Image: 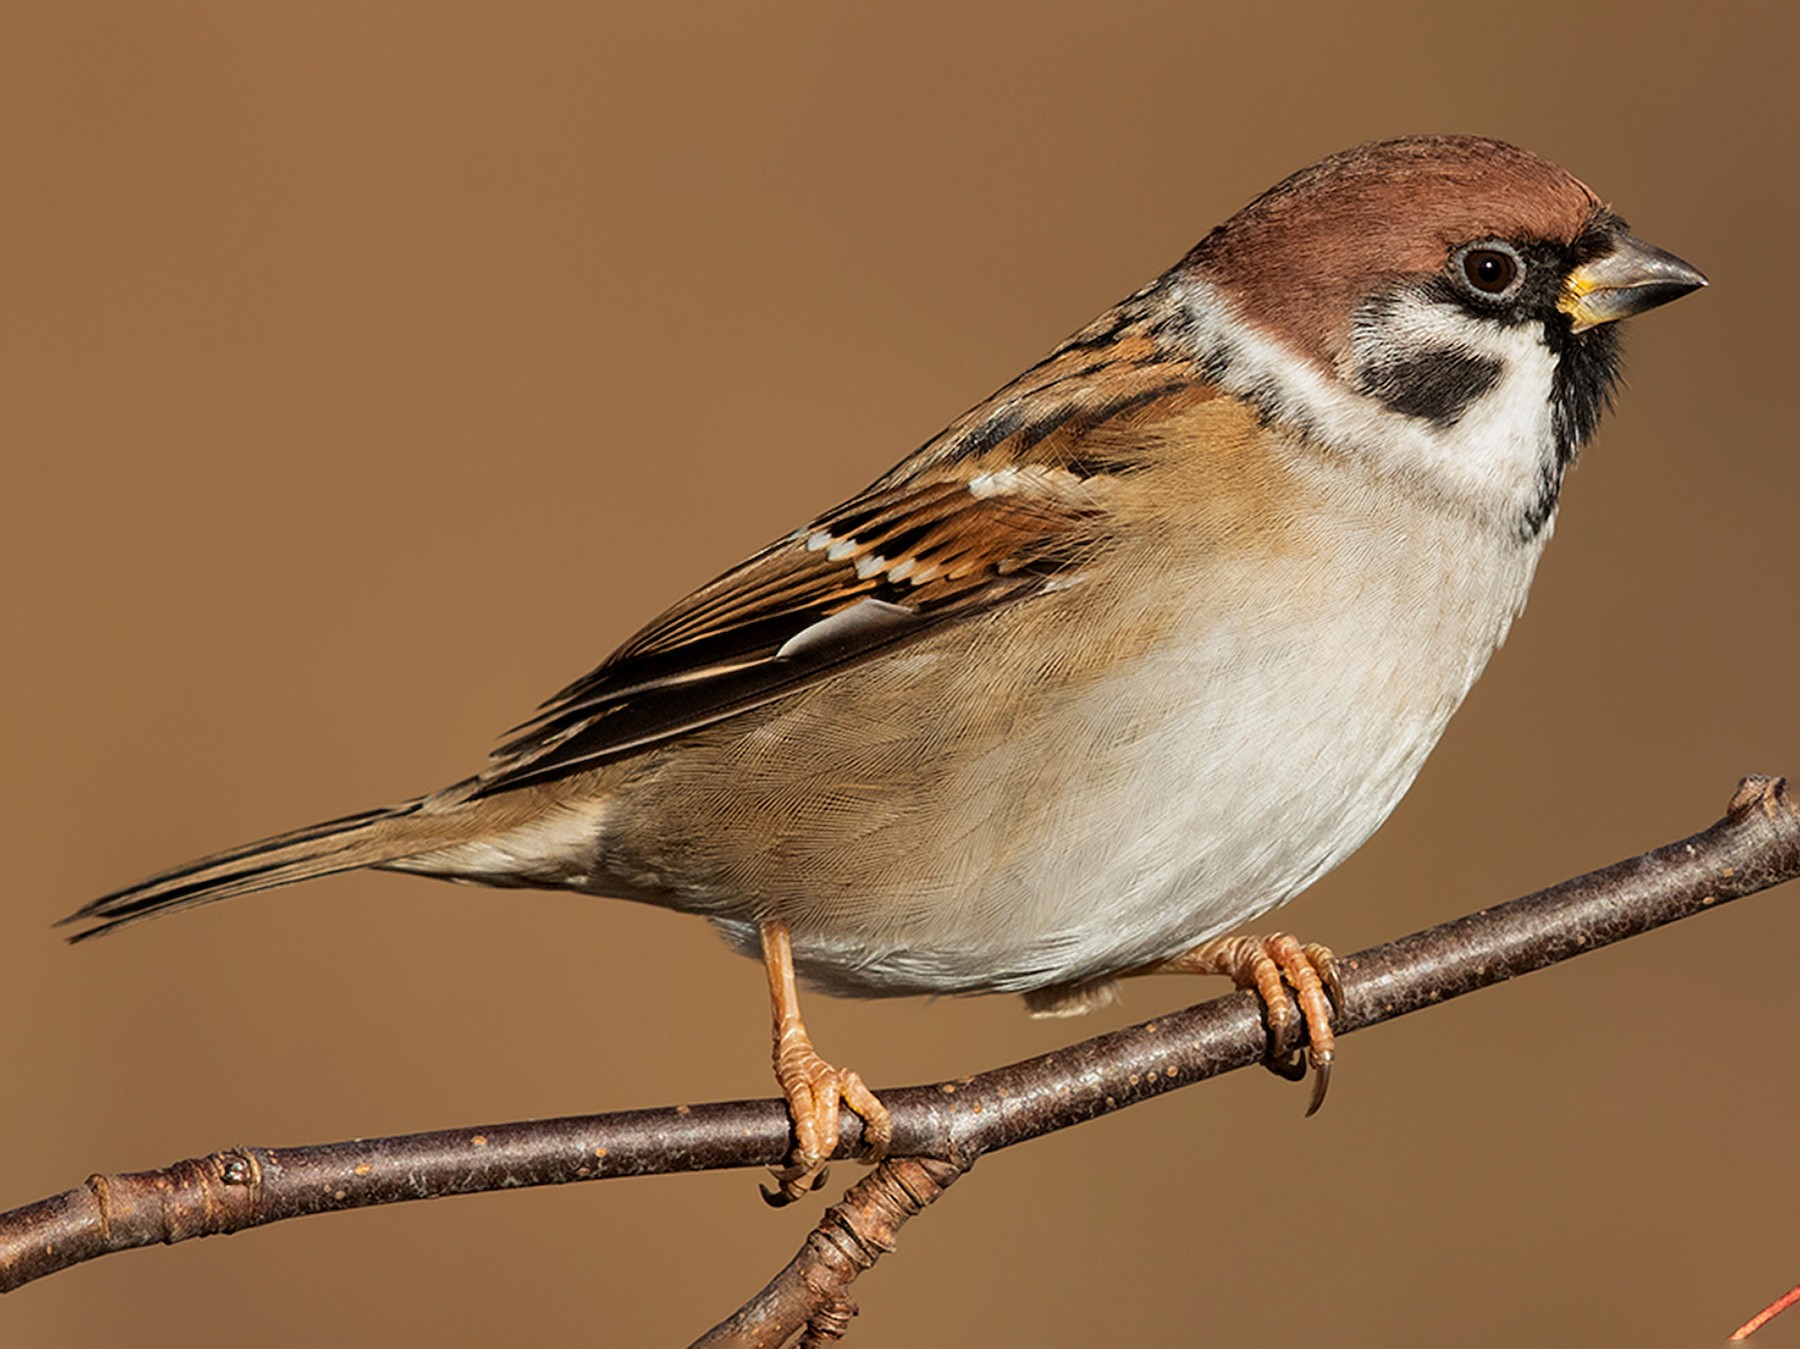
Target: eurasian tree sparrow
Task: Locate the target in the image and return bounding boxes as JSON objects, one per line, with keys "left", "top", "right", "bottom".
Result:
{"left": 65, "top": 136, "right": 1707, "bottom": 1200}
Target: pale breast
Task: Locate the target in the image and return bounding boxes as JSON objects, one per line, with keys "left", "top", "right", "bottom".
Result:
{"left": 592, "top": 431, "right": 1546, "bottom": 999}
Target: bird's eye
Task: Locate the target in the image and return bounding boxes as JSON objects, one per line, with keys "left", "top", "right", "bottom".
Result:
{"left": 1457, "top": 245, "right": 1522, "bottom": 297}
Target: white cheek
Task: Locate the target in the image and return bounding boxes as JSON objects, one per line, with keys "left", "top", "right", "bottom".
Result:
{"left": 1175, "top": 276, "right": 1561, "bottom": 531}
{"left": 1349, "top": 291, "right": 1559, "bottom": 516}
{"left": 1436, "top": 326, "right": 1559, "bottom": 498}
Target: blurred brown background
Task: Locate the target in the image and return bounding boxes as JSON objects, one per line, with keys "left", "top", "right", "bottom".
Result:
{"left": 3, "top": 3, "right": 1796, "bottom": 1345}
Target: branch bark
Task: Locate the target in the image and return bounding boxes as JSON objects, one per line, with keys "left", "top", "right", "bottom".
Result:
{"left": 696, "top": 1155, "right": 973, "bottom": 1348}
{"left": 3, "top": 776, "right": 1797, "bottom": 1344}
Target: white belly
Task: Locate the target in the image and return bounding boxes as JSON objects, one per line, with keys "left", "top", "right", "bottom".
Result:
{"left": 681, "top": 514, "right": 1546, "bottom": 998}
{"left": 550, "top": 435, "right": 1551, "bottom": 1000}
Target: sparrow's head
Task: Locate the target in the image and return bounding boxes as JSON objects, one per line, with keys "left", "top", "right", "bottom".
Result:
{"left": 1178, "top": 135, "right": 1706, "bottom": 538}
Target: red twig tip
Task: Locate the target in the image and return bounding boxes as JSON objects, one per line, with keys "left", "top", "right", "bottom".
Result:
{"left": 1730, "top": 1281, "right": 1800, "bottom": 1340}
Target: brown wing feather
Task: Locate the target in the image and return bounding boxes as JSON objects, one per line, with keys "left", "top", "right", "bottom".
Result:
{"left": 473, "top": 464, "right": 1113, "bottom": 796}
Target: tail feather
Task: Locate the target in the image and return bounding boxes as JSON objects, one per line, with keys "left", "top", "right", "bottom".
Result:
{"left": 62, "top": 800, "right": 436, "bottom": 941}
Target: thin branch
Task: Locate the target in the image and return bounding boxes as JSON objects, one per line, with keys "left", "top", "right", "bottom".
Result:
{"left": 3, "top": 778, "right": 1796, "bottom": 1335}
{"left": 1731, "top": 1279, "right": 1800, "bottom": 1340}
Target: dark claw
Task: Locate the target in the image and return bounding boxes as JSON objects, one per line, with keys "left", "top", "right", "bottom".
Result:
{"left": 1259, "top": 978, "right": 1307, "bottom": 1079}
{"left": 1320, "top": 961, "right": 1345, "bottom": 1015}
{"left": 1303, "top": 1053, "right": 1332, "bottom": 1118}
{"left": 1263, "top": 1046, "right": 1308, "bottom": 1082}
{"left": 758, "top": 1164, "right": 831, "bottom": 1207}
{"left": 1262, "top": 1006, "right": 1302, "bottom": 1060}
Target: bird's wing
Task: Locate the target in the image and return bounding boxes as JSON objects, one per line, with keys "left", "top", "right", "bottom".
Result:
{"left": 474, "top": 463, "right": 1110, "bottom": 795}
{"left": 474, "top": 298, "right": 1211, "bottom": 796}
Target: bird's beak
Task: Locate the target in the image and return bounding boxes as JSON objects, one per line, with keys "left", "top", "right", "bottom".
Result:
{"left": 1560, "top": 233, "right": 1708, "bottom": 333}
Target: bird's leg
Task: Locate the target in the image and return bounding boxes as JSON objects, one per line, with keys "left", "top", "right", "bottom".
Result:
{"left": 1129, "top": 933, "right": 1341, "bottom": 1115}
{"left": 758, "top": 918, "right": 893, "bottom": 1207}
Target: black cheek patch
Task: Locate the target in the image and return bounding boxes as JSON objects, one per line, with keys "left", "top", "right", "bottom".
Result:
{"left": 1357, "top": 349, "right": 1504, "bottom": 425}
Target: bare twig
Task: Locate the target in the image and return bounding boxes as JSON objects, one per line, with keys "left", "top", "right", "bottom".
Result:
{"left": 1730, "top": 1279, "right": 1800, "bottom": 1340}
{"left": 3, "top": 777, "right": 1796, "bottom": 1341}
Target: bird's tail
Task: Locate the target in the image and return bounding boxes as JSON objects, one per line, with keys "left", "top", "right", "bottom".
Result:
{"left": 61, "top": 799, "right": 450, "bottom": 942}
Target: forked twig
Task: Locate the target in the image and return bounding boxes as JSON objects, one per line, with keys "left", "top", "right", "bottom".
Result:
{"left": 696, "top": 1156, "right": 972, "bottom": 1348}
